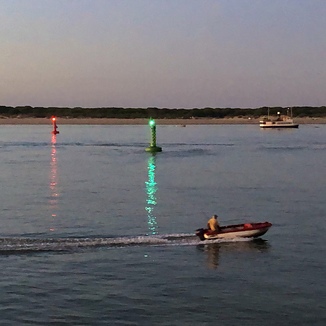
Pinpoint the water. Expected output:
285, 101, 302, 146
0, 124, 325, 325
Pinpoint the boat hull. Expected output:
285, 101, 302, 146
260, 123, 299, 129
196, 222, 272, 241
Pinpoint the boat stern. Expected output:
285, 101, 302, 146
195, 228, 206, 241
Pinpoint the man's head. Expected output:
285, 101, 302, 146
213, 214, 218, 219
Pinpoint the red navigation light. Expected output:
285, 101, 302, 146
51, 116, 59, 134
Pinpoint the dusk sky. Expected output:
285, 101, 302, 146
1, 0, 326, 108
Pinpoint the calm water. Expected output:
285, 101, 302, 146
0, 124, 325, 325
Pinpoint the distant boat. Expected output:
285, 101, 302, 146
259, 108, 299, 129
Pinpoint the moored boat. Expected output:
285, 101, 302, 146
195, 221, 272, 241
260, 108, 298, 129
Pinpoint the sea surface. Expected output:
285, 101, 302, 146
0, 124, 325, 325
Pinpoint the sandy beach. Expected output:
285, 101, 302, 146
0, 117, 325, 125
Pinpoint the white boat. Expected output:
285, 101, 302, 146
260, 108, 299, 129
195, 222, 272, 241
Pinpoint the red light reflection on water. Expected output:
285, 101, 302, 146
49, 134, 59, 231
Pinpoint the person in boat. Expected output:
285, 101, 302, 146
207, 214, 220, 232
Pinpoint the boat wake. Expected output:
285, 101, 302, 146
0, 233, 253, 255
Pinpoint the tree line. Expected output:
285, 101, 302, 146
0, 106, 325, 119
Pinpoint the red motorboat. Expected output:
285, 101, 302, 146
196, 221, 272, 241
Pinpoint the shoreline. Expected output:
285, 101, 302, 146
0, 117, 325, 125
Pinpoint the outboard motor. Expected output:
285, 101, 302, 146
195, 228, 206, 241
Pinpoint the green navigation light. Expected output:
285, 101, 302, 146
145, 117, 162, 152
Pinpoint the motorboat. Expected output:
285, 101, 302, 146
195, 221, 272, 241
259, 108, 299, 129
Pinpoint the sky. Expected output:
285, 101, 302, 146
1, 0, 326, 109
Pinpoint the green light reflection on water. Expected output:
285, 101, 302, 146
145, 154, 158, 235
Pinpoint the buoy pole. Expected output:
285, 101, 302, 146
145, 118, 162, 152
51, 116, 59, 135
